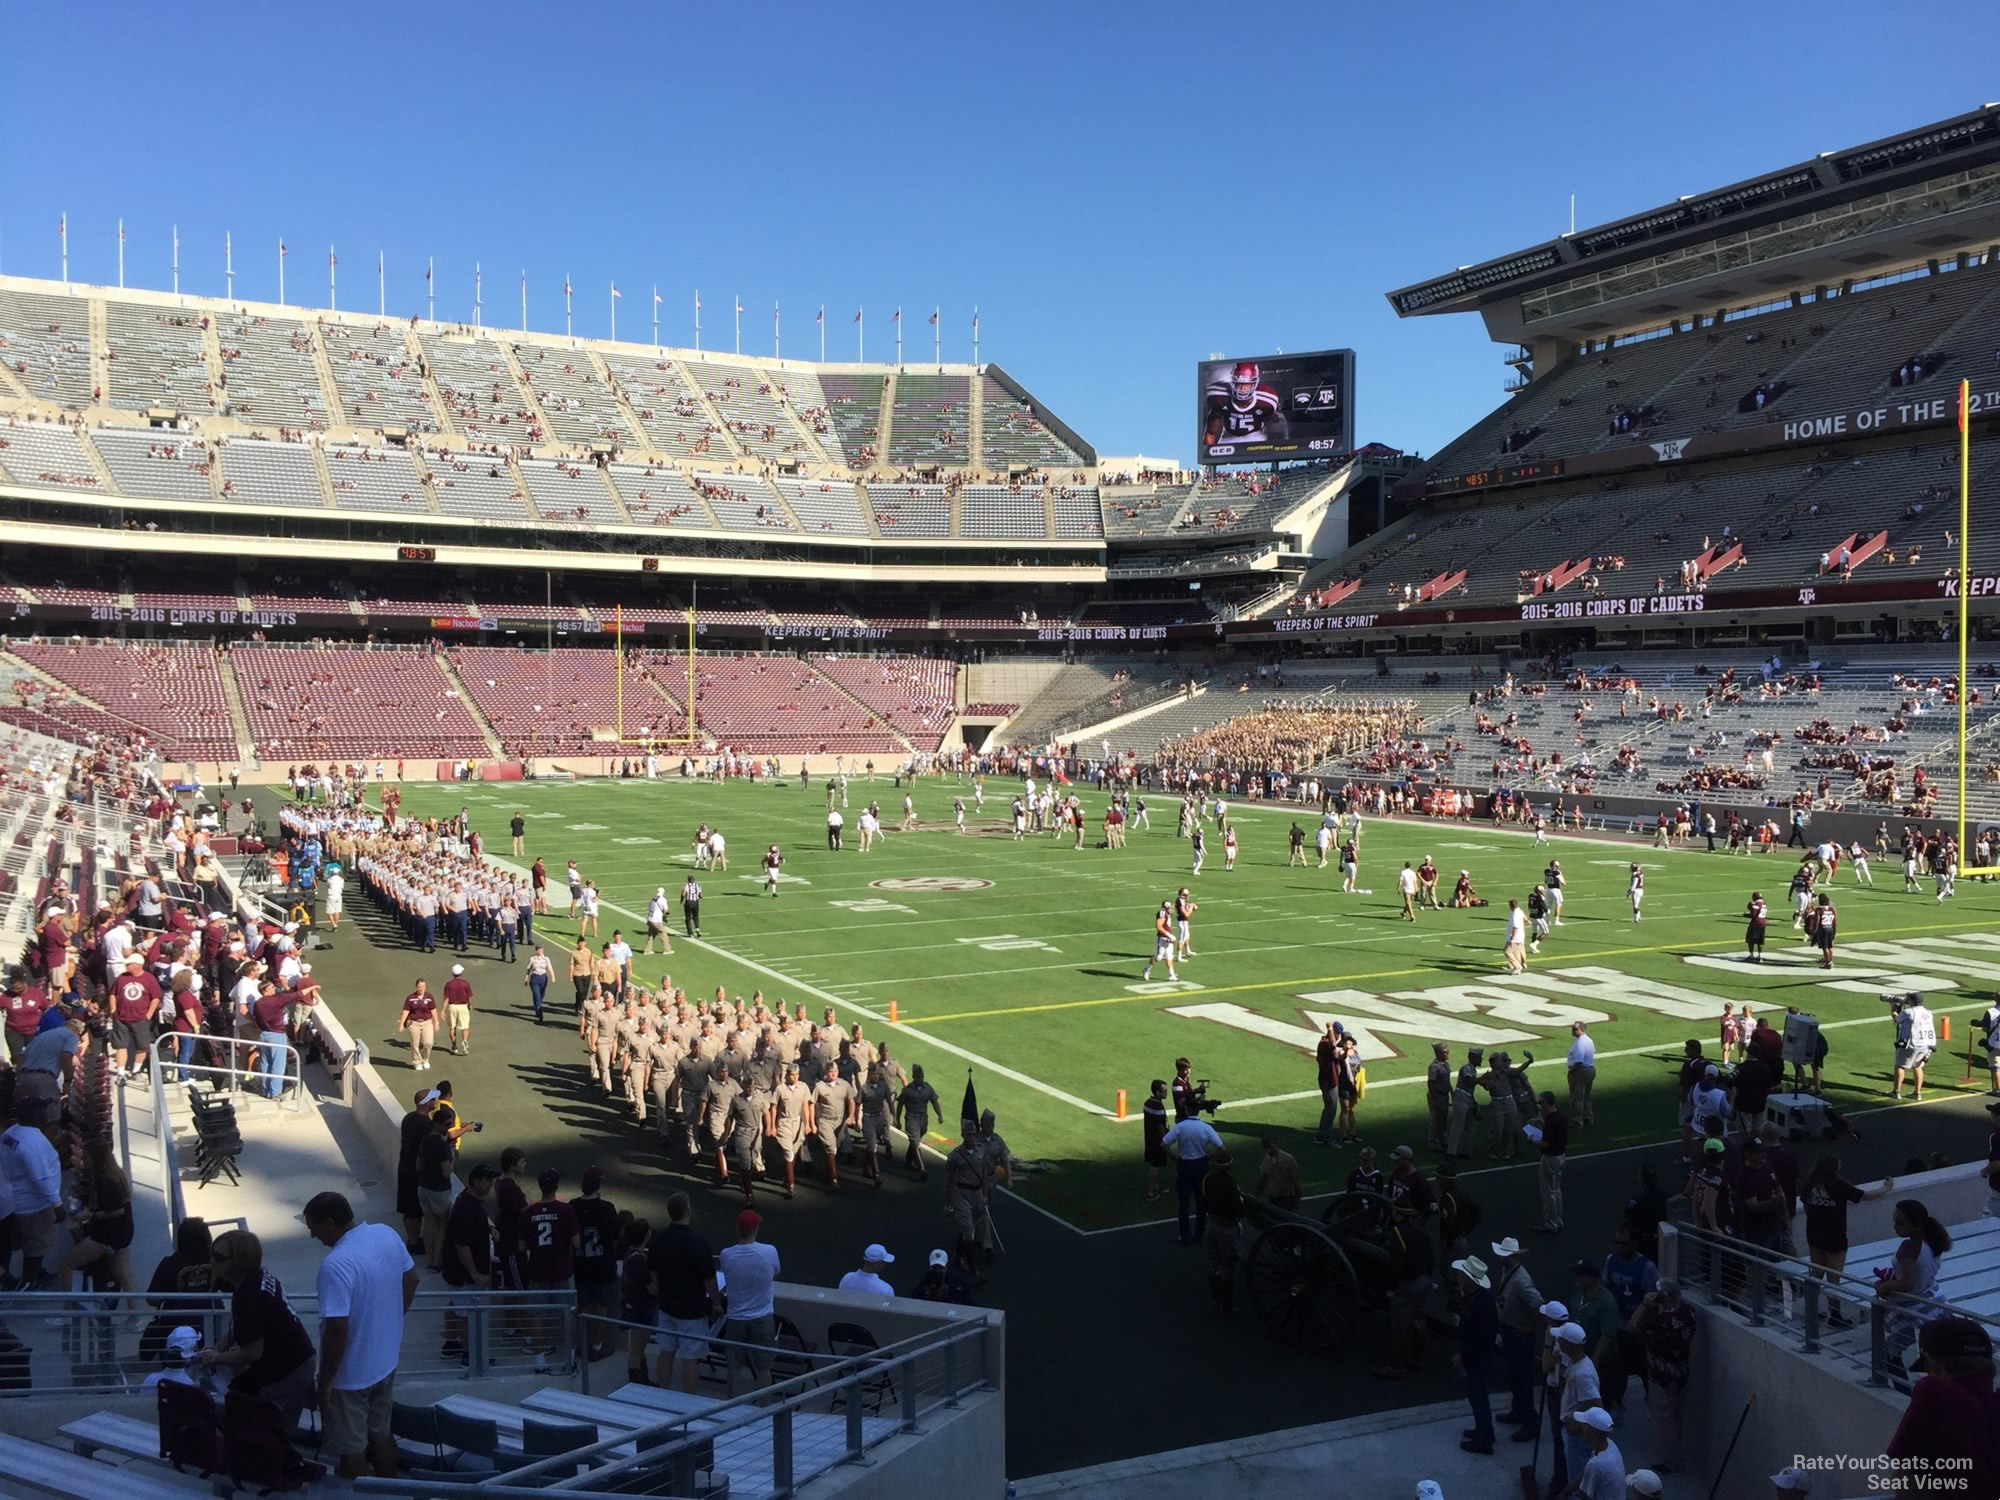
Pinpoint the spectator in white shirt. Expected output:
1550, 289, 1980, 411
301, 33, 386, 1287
717, 1208, 780, 1392
836, 1244, 897, 1298
306, 1191, 419, 1479
1566, 1021, 1597, 1128
1566, 1404, 1624, 1498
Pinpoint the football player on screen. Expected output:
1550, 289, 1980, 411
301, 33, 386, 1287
1202, 361, 1288, 448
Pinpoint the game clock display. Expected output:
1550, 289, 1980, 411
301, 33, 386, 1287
1430, 458, 1565, 494
1198, 349, 1355, 464
397, 545, 438, 562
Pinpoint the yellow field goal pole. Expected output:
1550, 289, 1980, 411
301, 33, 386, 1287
686, 578, 697, 747
1953, 378, 1996, 874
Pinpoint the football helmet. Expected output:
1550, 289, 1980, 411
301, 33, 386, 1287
1229, 362, 1260, 410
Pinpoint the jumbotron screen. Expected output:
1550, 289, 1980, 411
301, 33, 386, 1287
1197, 349, 1355, 464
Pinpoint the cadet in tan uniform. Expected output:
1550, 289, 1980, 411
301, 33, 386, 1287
726, 1084, 764, 1202
645, 1028, 680, 1138
586, 993, 620, 1090
702, 1062, 741, 1184
896, 1065, 942, 1179
847, 1023, 878, 1074
876, 1041, 907, 1099
623, 1015, 655, 1119
677, 1046, 714, 1158
943, 1124, 992, 1282
1425, 1042, 1451, 1152
811, 1068, 854, 1189
769, 1064, 811, 1199
858, 1062, 893, 1187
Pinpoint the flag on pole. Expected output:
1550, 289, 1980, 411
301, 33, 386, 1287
329, 249, 337, 268
696, 293, 702, 311
118, 222, 124, 243
611, 284, 622, 299
653, 289, 662, 305
564, 276, 572, 298
854, 309, 862, 323
960, 1071, 978, 1131
928, 310, 937, 325
816, 307, 823, 323
426, 262, 432, 283
279, 240, 287, 257
735, 299, 744, 315
893, 308, 901, 323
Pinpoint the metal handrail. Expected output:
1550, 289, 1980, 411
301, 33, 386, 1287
354, 1315, 995, 1499
1667, 1219, 1999, 1387
148, 1030, 308, 1111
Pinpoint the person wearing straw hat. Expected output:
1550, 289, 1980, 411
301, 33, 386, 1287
1450, 1254, 1499, 1453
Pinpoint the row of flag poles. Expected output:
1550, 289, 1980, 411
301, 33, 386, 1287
49, 216, 981, 363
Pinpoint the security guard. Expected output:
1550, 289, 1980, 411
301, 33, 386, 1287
1426, 1042, 1452, 1151
943, 1123, 993, 1282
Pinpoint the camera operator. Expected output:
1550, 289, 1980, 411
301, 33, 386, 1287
1171, 1057, 1198, 1121
1161, 1097, 1226, 1248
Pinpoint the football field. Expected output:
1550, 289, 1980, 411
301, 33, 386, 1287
382, 776, 2000, 1231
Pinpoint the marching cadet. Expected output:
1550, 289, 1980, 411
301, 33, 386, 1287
623, 1013, 655, 1120
848, 1022, 878, 1074
812, 1064, 855, 1189
896, 1064, 942, 1178
876, 1041, 907, 1098
1445, 1047, 1483, 1158
677, 1044, 714, 1159
587, 993, 621, 1092
944, 1124, 993, 1283
769, 1064, 811, 1198
975, 1108, 1017, 1262
726, 1081, 764, 1202
702, 1062, 742, 1186
1426, 1042, 1451, 1151
645, 1023, 680, 1137
859, 1062, 893, 1187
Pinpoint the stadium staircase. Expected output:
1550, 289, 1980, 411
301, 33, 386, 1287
0, 647, 106, 705
434, 652, 506, 755
875, 373, 897, 466
675, 359, 746, 464
70, 424, 118, 492
817, 673, 916, 755
497, 341, 559, 439
968, 371, 984, 462
588, 459, 634, 523
304, 324, 350, 429
197, 314, 226, 410
401, 446, 444, 514
305, 439, 342, 509
509, 452, 545, 521
215, 656, 259, 766
587, 347, 655, 453
87, 298, 110, 405
0, 351, 27, 400
410, 326, 458, 437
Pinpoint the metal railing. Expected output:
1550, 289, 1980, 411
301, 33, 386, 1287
354, 1316, 998, 1500
147, 1030, 308, 1111
0, 1287, 588, 1399
1665, 1220, 2000, 1389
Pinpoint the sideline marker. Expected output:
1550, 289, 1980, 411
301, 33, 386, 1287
888, 999, 899, 1024
1115, 1088, 1127, 1119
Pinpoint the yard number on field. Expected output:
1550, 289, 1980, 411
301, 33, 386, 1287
957, 933, 1060, 953
829, 898, 916, 916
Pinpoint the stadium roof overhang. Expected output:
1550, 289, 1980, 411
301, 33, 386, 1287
1386, 105, 2000, 344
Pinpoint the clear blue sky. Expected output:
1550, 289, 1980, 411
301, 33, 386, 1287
6, 3, 1997, 466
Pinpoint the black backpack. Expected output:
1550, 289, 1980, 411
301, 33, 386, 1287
157, 1381, 224, 1475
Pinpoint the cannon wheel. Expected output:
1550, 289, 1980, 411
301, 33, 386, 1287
1320, 1190, 1395, 1244
1243, 1220, 1362, 1350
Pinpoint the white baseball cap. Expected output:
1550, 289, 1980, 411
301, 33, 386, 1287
1415, 1484, 1444, 1500
1538, 1299, 1569, 1320
1572, 1405, 1613, 1432
928, 1249, 950, 1269
1625, 1472, 1664, 1498
1771, 1469, 1811, 1493
1553, 1322, 1588, 1345
451, 964, 464, 975
862, 1243, 894, 1265
164, 1325, 201, 1357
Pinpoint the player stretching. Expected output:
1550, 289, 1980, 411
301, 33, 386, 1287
1628, 863, 1645, 922
1175, 887, 1199, 961
1190, 824, 1206, 877
763, 844, 783, 897
1142, 902, 1179, 983
1222, 824, 1238, 871
1849, 840, 1873, 886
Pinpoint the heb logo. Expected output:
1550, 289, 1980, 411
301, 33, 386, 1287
870, 876, 993, 893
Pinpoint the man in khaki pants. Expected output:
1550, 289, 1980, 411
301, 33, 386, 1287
398, 980, 439, 1071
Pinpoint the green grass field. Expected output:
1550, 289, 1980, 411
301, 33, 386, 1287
380, 775, 2000, 1230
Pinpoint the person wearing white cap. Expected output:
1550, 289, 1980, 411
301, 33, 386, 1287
1414, 1483, 1444, 1500
1566, 1404, 1622, 1498
141, 1325, 212, 1391
910, 1248, 973, 1305
1770, 1466, 1811, 1494
1552, 1320, 1603, 1491
1625, 1470, 1664, 1498
643, 888, 672, 956
443, 965, 474, 1057
837, 1244, 896, 1298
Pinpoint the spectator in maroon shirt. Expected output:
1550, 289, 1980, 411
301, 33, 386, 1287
494, 1147, 532, 1289
524, 1168, 579, 1370
440, 1163, 497, 1361
3, 971, 48, 1066
108, 953, 162, 1079
1886, 1316, 2000, 1497
251, 983, 294, 1099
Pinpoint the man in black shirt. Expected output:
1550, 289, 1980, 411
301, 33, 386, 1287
510, 813, 527, 856
397, 1087, 435, 1254
1200, 1151, 1244, 1316
415, 1110, 458, 1273
1314, 1025, 1338, 1145
1451, 1255, 1500, 1453
440, 1164, 496, 1360
572, 1166, 622, 1362
1142, 1079, 1169, 1201
1535, 1092, 1570, 1232
648, 1192, 718, 1394
910, 1247, 974, 1305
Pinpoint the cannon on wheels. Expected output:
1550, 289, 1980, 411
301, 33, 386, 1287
1240, 1192, 1399, 1351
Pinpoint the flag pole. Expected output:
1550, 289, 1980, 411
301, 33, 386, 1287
610, 283, 617, 341
819, 306, 825, 364
226, 231, 234, 302
973, 307, 980, 367
475, 263, 482, 330
117, 218, 124, 288
733, 296, 741, 356
774, 301, 780, 360
60, 213, 67, 285
858, 308, 864, 364
564, 274, 571, 338
686, 579, 697, 746
427, 256, 434, 323
378, 251, 386, 316
278, 238, 285, 306
694, 291, 701, 353
934, 306, 940, 369
652, 286, 659, 350
895, 306, 902, 368
171, 225, 180, 297
617, 603, 625, 744
329, 246, 337, 311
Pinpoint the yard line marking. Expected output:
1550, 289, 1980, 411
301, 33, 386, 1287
903, 915, 2000, 1025
1076, 1089, 1988, 1235
1101, 998, 2000, 1117
482, 853, 1118, 1122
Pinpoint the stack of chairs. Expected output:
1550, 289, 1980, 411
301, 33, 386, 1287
187, 1086, 243, 1189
